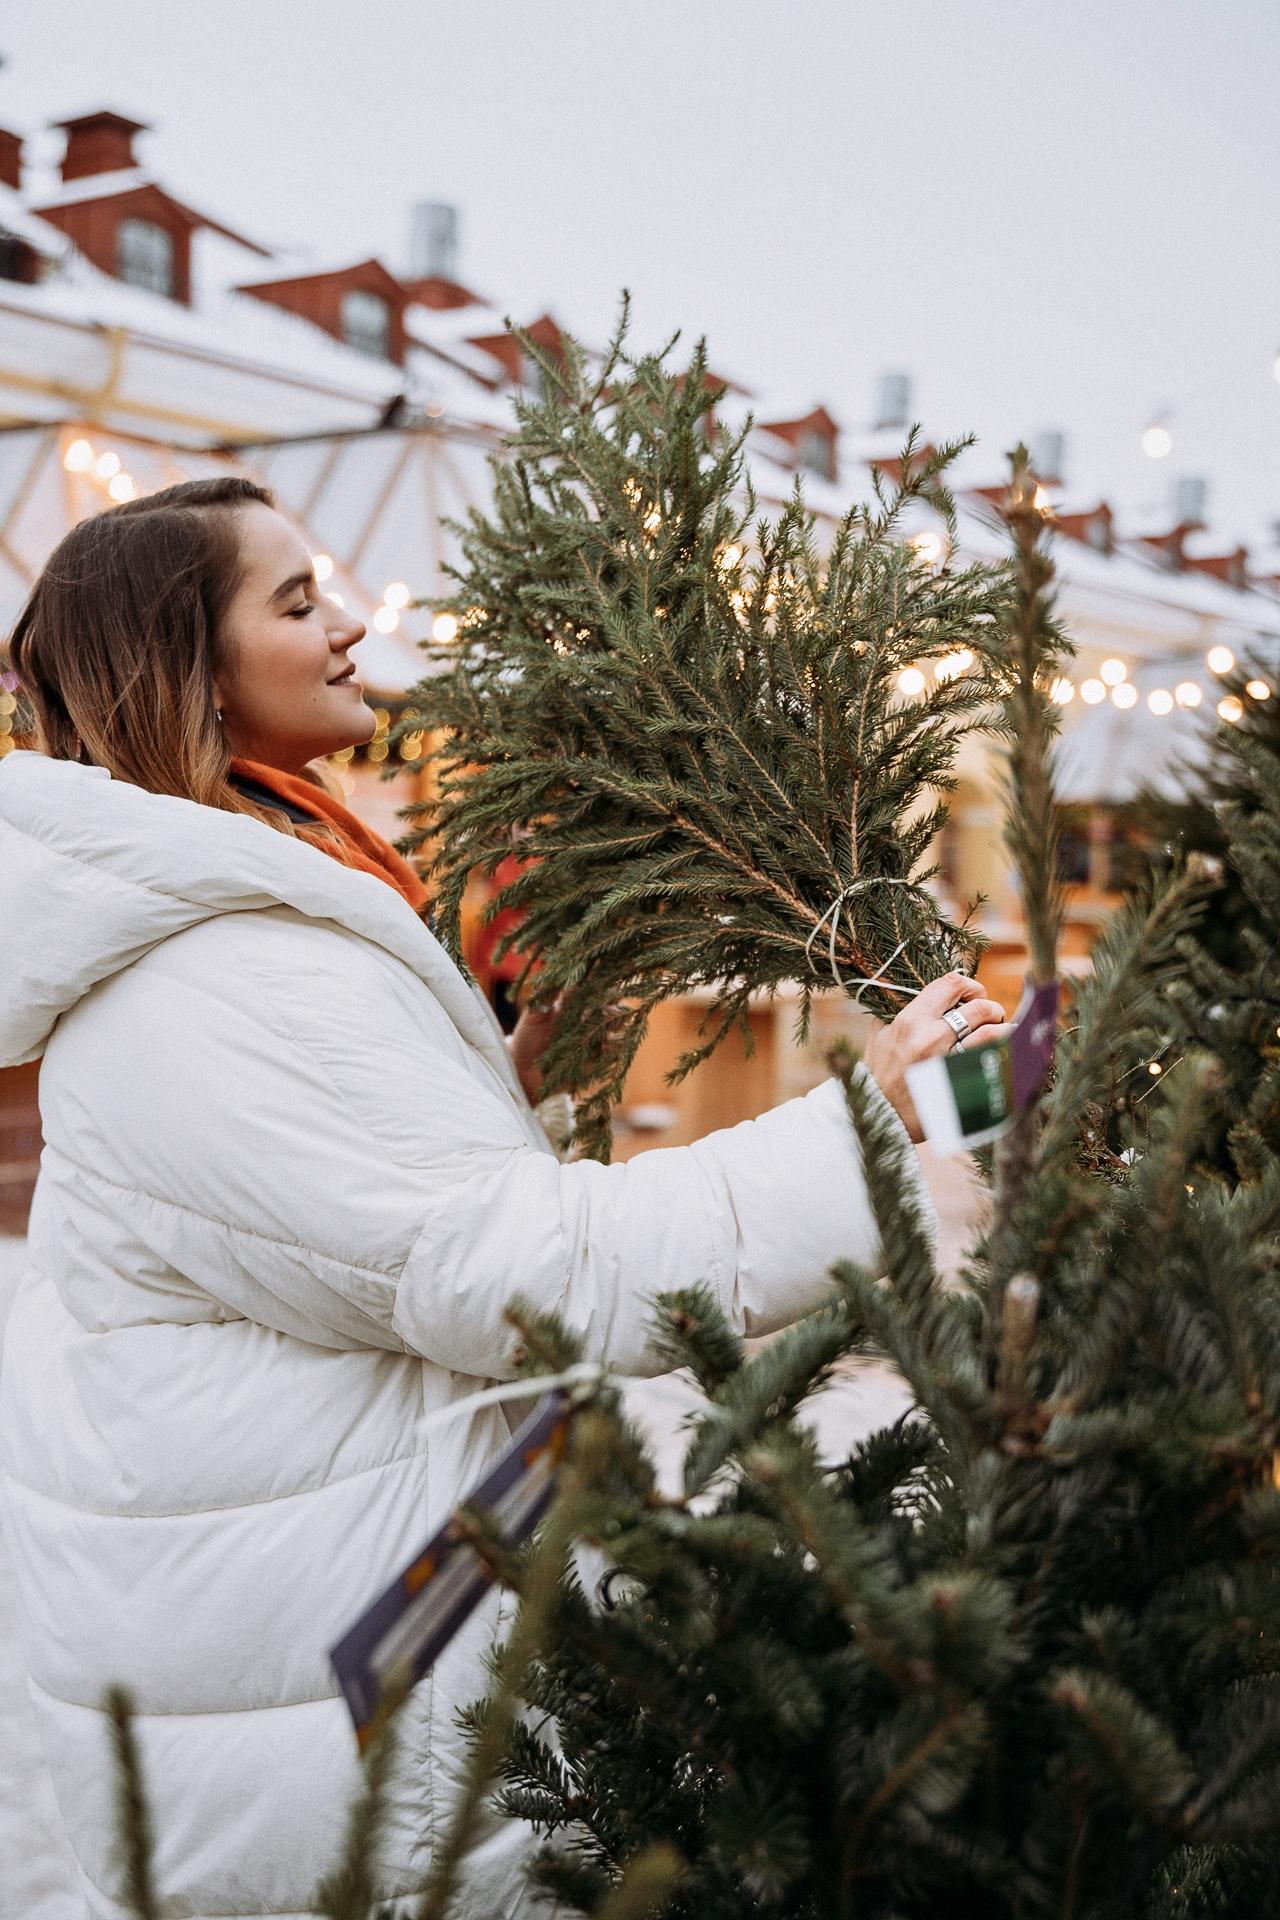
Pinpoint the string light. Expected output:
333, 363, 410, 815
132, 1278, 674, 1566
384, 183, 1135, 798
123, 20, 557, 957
1147, 688, 1173, 715
897, 666, 927, 697
1218, 695, 1244, 724
1100, 658, 1127, 686
1175, 682, 1202, 708
94, 451, 120, 479
107, 473, 137, 502
716, 543, 742, 571
313, 554, 334, 583
63, 439, 94, 472
1207, 645, 1234, 674
1050, 676, 1075, 705
935, 649, 974, 682
1112, 682, 1138, 709
1246, 679, 1272, 701
908, 530, 943, 567
373, 606, 399, 633
1081, 678, 1106, 705
1148, 1061, 1163, 1076
432, 612, 459, 644
383, 582, 410, 610
1141, 421, 1173, 459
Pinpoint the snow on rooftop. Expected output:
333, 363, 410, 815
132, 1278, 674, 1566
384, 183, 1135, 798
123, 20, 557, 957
0, 182, 74, 258
0, 266, 404, 403
30, 166, 149, 209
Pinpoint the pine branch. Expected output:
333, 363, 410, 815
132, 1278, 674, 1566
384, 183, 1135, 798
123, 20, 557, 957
313, 1683, 406, 1919
105, 1687, 159, 1920
396, 301, 1011, 1157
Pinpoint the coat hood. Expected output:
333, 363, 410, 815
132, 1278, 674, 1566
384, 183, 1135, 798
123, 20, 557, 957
0, 750, 521, 1098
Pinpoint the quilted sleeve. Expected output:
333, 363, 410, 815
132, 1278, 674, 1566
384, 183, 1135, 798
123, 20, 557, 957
41, 914, 932, 1375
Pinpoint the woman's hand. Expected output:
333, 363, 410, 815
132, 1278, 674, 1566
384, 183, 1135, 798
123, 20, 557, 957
861, 972, 1013, 1144
508, 992, 566, 1107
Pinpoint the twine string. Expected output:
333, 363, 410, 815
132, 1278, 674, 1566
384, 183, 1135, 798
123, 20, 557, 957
416, 1362, 606, 1441
805, 876, 928, 1006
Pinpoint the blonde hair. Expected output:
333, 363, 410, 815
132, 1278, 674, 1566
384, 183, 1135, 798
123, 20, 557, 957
9, 476, 365, 867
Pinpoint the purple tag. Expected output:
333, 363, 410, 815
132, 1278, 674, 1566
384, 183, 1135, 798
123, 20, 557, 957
1009, 978, 1060, 1111
329, 1390, 573, 1747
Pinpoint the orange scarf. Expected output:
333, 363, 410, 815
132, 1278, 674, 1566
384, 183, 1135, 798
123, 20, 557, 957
229, 757, 430, 916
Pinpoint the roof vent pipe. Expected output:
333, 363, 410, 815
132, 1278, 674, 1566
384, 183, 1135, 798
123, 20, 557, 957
410, 201, 460, 280
1030, 430, 1066, 485
873, 371, 911, 431
1173, 474, 1209, 526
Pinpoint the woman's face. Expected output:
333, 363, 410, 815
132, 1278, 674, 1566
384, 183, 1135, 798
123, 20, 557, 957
212, 504, 377, 774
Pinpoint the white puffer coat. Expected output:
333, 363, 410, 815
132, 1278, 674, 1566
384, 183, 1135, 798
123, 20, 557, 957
0, 750, 923, 1920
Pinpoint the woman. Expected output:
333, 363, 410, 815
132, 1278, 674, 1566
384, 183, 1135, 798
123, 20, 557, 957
0, 479, 1009, 1920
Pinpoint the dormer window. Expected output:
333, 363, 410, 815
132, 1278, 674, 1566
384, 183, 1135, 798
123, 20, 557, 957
342, 288, 390, 359
118, 217, 174, 297
797, 428, 836, 483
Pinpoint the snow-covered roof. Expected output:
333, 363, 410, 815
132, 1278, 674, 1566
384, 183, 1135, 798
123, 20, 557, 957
0, 182, 73, 259
0, 269, 405, 423
32, 166, 149, 208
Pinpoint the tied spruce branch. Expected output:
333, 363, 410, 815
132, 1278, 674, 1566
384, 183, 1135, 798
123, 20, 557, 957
395, 298, 1013, 1158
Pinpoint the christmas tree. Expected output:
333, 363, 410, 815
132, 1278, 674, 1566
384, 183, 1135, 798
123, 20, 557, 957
454, 453, 1280, 1920
101, 448, 1280, 1916
1119, 662, 1280, 1182
396, 300, 1013, 1158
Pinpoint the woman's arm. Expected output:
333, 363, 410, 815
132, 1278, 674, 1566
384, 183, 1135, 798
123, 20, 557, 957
57, 921, 941, 1377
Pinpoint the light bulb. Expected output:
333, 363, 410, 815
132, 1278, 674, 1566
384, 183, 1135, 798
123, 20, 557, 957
1147, 689, 1173, 715
1246, 679, 1272, 701
383, 582, 410, 610
1050, 677, 1075, 705
1175, 682, 1202, 708
107, 473, 136, 502
1100, 657, 1127, 686
716, 543, 741, 570
909, 531, 943, 567
63, 438, 94, 472
313, 554, 334, 583
1218, 695, 1244, 724
373, 606, 399, 633
1142, 423, 1173, 459
95, 451, 120, 479
1206, 645, 1234, 674
897, 666, 927, 698
1080, 678, 1107, 705
1112, 682, 1138, 709
432, 612, 459, 644
935, 650, 974, 682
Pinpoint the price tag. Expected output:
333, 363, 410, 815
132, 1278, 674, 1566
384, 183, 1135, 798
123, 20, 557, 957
905, 978, 1060, 1155
330, 1390, 573, 1747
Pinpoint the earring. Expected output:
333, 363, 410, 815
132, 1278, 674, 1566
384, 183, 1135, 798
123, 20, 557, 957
215, 709, 224, 725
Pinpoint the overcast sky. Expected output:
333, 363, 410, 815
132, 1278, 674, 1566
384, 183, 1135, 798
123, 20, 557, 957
4, 2, 1278, 550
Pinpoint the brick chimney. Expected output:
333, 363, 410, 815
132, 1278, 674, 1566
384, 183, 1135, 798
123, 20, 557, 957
0, 127, 22, 192
54, 110, 148, 182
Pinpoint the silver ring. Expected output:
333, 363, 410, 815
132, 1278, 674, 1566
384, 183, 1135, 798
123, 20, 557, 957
941, 1005, 971, 1047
